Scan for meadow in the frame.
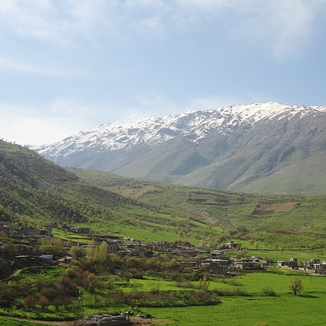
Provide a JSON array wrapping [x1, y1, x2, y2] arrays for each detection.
[[2, 263, 326, 326], [0, 317, 52, 326], [143, 271, 326, 326]]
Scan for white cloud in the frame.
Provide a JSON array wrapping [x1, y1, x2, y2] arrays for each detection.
[[170, 0, 323, 59], [0, 99, 100, 145], [0, 0, 323, 58], [0, 0, 113, 46], [228, 0, 321, 59], [0, 56, 81, 77]]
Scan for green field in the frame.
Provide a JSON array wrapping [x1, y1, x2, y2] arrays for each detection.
[[2, 266, 325, 326], [142, 272, 326, 326], [0, 317, 52, 326]]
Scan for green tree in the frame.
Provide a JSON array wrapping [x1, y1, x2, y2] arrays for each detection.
[[289, 278, 303, 295], [87, 273, 99, 293], [199, 273, 210, 290], [98, 241, 108, 263]]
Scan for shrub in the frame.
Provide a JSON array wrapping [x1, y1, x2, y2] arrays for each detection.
[[262, 287, 276, 296]]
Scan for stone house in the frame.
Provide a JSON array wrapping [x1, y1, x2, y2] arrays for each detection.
[[234, 258, 264, 270], [71, 226, 91, 234], [205, 258, 230, 275]]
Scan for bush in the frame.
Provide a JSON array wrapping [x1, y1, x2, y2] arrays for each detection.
[[262, 287, 276, 296]]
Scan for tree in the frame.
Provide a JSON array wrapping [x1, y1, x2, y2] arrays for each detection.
[[98, 241, 108, 263], [199, 273, 210, 290], [39, 296, 50, 311], [40, 287, 57, 301], [24, 295, 37, 311], [310, 242, 318, 250], [0, 230, 7, 239], [87, 273, 100, 293], [289, 278, 303, 295]]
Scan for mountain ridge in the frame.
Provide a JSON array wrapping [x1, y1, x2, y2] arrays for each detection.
[[34, 102, 326, 194]]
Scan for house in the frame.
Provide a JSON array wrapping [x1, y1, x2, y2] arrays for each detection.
[[71, 226, 91, 234], [205, 258, 230, 275], [312, 261, 326, 274], [129, 246, 153, 258], [234, 258, 264, 270], [16, 244, 33, 254], [288, 257, 298, 268], [0, 226, 52, 238], [108, 240, 123, 253], [39, 254, 54, 263], [278, 257, 298, 268], [0, 226, 15, 237]]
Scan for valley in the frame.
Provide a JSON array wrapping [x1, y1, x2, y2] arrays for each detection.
[[1, 139, 326, 325]]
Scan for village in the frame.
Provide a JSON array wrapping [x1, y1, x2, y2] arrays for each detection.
[[1, 223, 326, 325], [1, 224, 326, 277]]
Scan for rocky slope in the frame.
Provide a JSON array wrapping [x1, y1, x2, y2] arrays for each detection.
[[34, 102, 326, 194]]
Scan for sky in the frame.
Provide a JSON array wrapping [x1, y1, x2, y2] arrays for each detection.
[[1, 0, 326, 146]]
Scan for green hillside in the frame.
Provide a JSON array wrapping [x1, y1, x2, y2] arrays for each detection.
[[0, 140, 136, 222], [1, 139, 326, 246], [0, 140, 220, 244], [70, 168, 326, 244]]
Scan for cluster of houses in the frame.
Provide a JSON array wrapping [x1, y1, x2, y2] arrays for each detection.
[[80, 238, 270, 274], [0, 225, 52, 238], [278, 257, 326, 274], [1, 224, 326, 275]]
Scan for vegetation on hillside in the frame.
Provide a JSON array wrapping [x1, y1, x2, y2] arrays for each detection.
[[1, 139, 326, 325], [70, 167, 326, 245]]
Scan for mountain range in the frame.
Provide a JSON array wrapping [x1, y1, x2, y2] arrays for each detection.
[[35, 102, 326, 194]]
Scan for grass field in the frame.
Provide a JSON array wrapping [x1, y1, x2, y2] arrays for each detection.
[[1, 256, 326, 325], [0, 317, 53, 325], [144, 294, 326, 326], [142, 272, 326, 326]]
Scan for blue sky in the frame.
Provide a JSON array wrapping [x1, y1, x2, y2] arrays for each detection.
[[1, 0, 326, 145]]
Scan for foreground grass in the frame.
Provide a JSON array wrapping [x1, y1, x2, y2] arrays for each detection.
[[0, 317, 53, 326], [144, 294, 326, 326], [4, 268, 325, 326], [143, 272, 326, 326]]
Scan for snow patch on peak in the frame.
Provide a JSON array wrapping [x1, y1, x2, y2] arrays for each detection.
[[35, 103, 326, 158]]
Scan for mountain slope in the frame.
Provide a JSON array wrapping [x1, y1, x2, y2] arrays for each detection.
[[178, 111, 326, 193], [0, 139, 226, 243], [0, 139, 147, 224], [35, 102, 326, 194], [2, 139, 326, 244]]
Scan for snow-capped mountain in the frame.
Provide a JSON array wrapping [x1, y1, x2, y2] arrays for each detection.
[[35, 102, 326, 194]]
